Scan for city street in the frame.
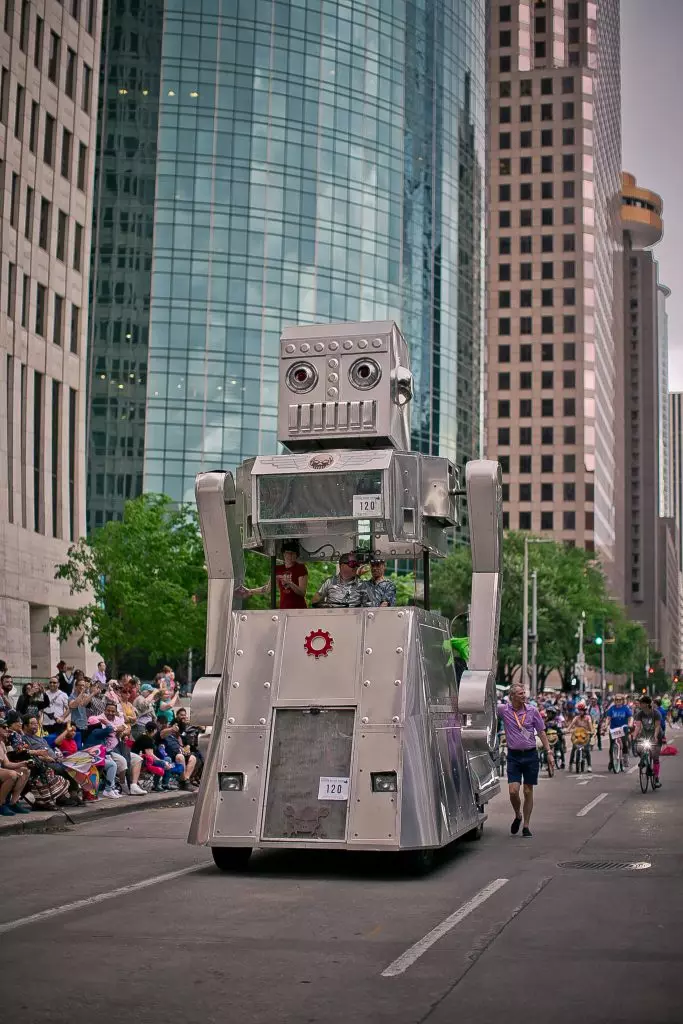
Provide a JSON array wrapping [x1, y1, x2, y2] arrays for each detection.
[[2, 742, 682, 1024]]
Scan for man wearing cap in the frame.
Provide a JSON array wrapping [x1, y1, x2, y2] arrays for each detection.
[[361, 558, 396, 608], [312, 554, 369, 608]]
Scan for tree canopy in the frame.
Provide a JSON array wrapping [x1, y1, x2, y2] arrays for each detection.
[[431, 531, 651, 688]]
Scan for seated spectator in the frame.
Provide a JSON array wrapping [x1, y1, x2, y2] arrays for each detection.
[[131, 683, 162, 739], [82, 716, 120, 799], [160, 722, 197, 790], [1, 673, 18, 713], [42, 677, 71, 734], [85, 680, 108, 718], [52, 723, 100, 803], [133, 722, 175, 791], [174, 707, 205, 783], [16, 682, 50, 723], [0, 719, 31, 815], [68, 678, 92, 740], [154, 674, 179, 724], [95, 700, 147, 796], [7, 714, 71, 808]]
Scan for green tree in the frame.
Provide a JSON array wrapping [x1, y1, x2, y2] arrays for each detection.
[[241, 553, 415, 608], [46, 494, 207, 675]]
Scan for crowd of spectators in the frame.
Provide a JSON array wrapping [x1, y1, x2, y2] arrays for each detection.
[[0, 659, 203, 817]]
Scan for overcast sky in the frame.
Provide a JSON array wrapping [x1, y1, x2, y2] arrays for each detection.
[[621, 0, 683, 390]]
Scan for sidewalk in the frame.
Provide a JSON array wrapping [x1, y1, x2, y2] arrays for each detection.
[[0, 788, 197, 837]]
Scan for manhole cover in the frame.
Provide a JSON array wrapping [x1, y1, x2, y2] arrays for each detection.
[[559, 860, 651, 872]]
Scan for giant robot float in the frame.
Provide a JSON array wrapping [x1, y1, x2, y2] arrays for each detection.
[[188, 321, 503, 872]]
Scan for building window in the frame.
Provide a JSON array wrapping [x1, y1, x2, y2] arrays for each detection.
[[520, 209, 532, 227], [519, 511, 532, 530], [520, 290, 532, 307], [562, 128, 575, 145], [541, 263, 553, 280], [70, 303, 80, 354], [520, 456, 532, 474], [498, 372, 510, 389], [562, 75, 575, 93], [568, 2, 580, 18], [564, 454, 576, 472], [39, 197, 51, 249], [56, 209, 67, 261], [535, 40, 546, 59], [19, 0, 28, 51], [500, 455, 510, 473], [499, 158, 511, 176], [499, 290, 511, 308], [541, 427, 554, 445], [563, 370, 576, 388], [0, 66, 8, 125], [65, 47, 76, 98], [520, 372, 532, 390], [541, 455, 554, 473], [73, 222, 83, 271], [498, 400, 510, 418], [498, 345, 511, 363], [520, 427, 532, 446], [44, 112, 55, 165], [498, 427, 510, 446], [520, 263, 532, 281], [535, 15, 546, 33], [520, 104, 532, 122], [53, 293, 64, 347], [499, 131, 511, 149], [540, 104, 552, 122], [520, 398, 532, 417], [6, 261, 16, 319], [500, 81, 511, 98], [520, 130, 532, 148], [520, 483, 532, 502], [541, 129, 553, 146], [499, 210, 511, 228], [541, 184, 554, 203], [541, 511, 553, 530], [499, 184, 511, 201], [29, 100, 38, 152], [502, 484, 510, 503], [541, 156, 553, 174], [541, 371, 554, 388], [14, 83, 24, 139], [541, 208, 553, 226], [520, 318, 532, 335], [520, 156, 532, 174], [499, 30, 511, 48], [563, 234, 576, 252], [563, 511, 575, 530], [498, 317, 511, 335], [542, 399, 554, 417], [562, 154, 575, 172], [563, 207, 575, 225], [563, 342, 576, 361], [520, 344, 532, 362], [563, 180, 575, 199], [500, 106, 511, 123], [499, 237, 511, 254], [48, 30, 60, 83], [564, 398, 576, 416], [520, 236, 533, 254], [77, 142, 87, 190], [586, 483, 594, 502], [541, 344, 554, 361], [564, 483, 576, 502], [564, 426, 576, 444], [541, 316, 554, 333], [34, 371, 44, 532], [35, 282, 47, 336], [520, 79, 532, 96], [21, 273, 29, 327], [24, 185, 33, 240], [82, 63, 92, 112], [562, 102, 575, 120], [563, 288, 576, 306], [9, 170, 19, 227], [520, 183, 532, 201], [563, 261, 576, 279], [541, 236, 554, 253], [541, 483, 553, 502], [499, 264, 511, 282], [61, 128, 72, 179], [34, 14, 43, 67], [499, 56, 511, 73], [500, 4, 511, 21], [541, 289, 553, 306]]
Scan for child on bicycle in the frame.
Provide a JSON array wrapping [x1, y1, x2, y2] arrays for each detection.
[[568, 702, 594, 772], [631, 695, 663, 788]]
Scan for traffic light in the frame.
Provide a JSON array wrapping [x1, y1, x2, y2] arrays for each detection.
[[649, 667, 655, 675], [594, 635, 603, 646]]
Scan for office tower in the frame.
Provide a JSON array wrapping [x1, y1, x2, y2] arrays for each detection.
[[86, 0, 163, 530], [0, 0, 101, 676], [486, 0, 623, 591], [143, 0, 486, 523], [670, 391, 683, 668], [621, 172, 678, 673]]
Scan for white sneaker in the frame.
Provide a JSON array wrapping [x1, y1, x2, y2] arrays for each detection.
[[129, 783, 147, 795], [587, 767, 592, 773], [102, 789, 120, 799]]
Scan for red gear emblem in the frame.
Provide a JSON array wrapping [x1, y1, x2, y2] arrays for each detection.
[[304, 629, 334, 659]]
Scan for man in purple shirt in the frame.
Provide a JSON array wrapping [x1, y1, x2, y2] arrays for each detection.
[[498, 683, 553, 838]]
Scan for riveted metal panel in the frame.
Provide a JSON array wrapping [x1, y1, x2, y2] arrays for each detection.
[[213, 727, 268, 841], [347, 729, 400, 845], [275, 610, 363, 704], [358, 609, 410, 723], [225, 613, 280, 725]]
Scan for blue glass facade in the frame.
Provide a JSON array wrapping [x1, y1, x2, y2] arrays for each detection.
[[144, 0, 485, 504]]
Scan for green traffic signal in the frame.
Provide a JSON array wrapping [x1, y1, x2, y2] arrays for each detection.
[[595, 636, 603, 646]]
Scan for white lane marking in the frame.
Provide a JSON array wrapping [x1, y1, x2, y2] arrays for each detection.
[[577, 780, 591, 786], [627, 765, 639, 775], [381, 878, 509, 978], [0, 863, 205, 936], [577, 792, 608, 817]]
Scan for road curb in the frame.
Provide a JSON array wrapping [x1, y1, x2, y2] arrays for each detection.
[[0, 790, 197, 837]]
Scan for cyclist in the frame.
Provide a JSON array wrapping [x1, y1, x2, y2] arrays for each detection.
[[544, 708, 565, 769], [631, 695, 663, 788], [653, 696, 668, 745], [568, 701, 594, 772], [603, 693, 633, 770]]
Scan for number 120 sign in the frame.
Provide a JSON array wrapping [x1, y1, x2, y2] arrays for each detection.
[[318, 776, 349, 800], [352, 493, 382, 518]]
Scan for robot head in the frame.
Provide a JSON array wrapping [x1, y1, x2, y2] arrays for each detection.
[[277, 321, 413, 451]]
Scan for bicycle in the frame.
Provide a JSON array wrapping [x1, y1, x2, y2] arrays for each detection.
[[573, 742, 588, 774], [609, 726, 626, 773], [636, 740, 657, 793]]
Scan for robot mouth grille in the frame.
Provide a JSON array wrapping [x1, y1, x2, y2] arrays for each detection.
[[288, 400, 376, 433]]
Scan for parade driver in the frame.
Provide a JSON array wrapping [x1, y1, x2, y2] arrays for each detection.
[[498, 683, 554, 838], [312, 553, 368, 608]]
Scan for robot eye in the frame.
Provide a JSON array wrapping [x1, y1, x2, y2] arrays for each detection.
[[286, 361, 318, 394], [349, 358, 381, 390]]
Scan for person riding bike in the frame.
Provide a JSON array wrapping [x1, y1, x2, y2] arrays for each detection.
[[631, 695, 663, 788], [603, 693, 633, 769], [568, 702, 594, 772], [544, 708, 565, 769]]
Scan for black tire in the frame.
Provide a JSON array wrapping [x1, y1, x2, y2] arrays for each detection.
[[639, 766, 648, 793], [211, 846, 252, 872], [401, 849, 436, 876], [650, 770, 657, 792]]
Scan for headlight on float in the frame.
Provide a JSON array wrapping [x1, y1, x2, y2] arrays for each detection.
[[218, 772, 245, 792], [371, 772, 398, 792]]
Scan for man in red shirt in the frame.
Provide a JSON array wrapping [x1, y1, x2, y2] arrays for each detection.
[[239, 542, 309, 609]]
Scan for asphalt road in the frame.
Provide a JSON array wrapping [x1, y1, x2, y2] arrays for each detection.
[[3, 740, 682, 1024]]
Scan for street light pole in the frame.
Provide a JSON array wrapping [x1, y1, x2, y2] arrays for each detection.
[[600, 639, 605, 699], [522, 538, 529, 687], [530, 570, 538, 697]]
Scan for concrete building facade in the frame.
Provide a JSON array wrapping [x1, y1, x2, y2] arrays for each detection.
[[485, 0, 623, 594], [669, 390, 683, 669], [0, 0, 101, 678], [621, 172, 679, 674]]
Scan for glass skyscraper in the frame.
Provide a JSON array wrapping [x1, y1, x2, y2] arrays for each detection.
[[87, 0, 163, 529], [143, 0, 486, 507]]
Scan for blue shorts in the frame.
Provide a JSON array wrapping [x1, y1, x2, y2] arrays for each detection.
[[507, 748, 540, 786]]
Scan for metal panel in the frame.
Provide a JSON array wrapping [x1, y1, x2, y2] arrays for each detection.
[[358, 610, 409, 724], [262, 708, 355, 841], [213, 727, 268, 841], [347, 729, 400, 845], [399, 714, 441, 849], [275, 610, 362, 703], [226, 613, 280, 725]]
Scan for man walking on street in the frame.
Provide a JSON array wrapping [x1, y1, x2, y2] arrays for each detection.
[[498, 683, 554, 838]]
